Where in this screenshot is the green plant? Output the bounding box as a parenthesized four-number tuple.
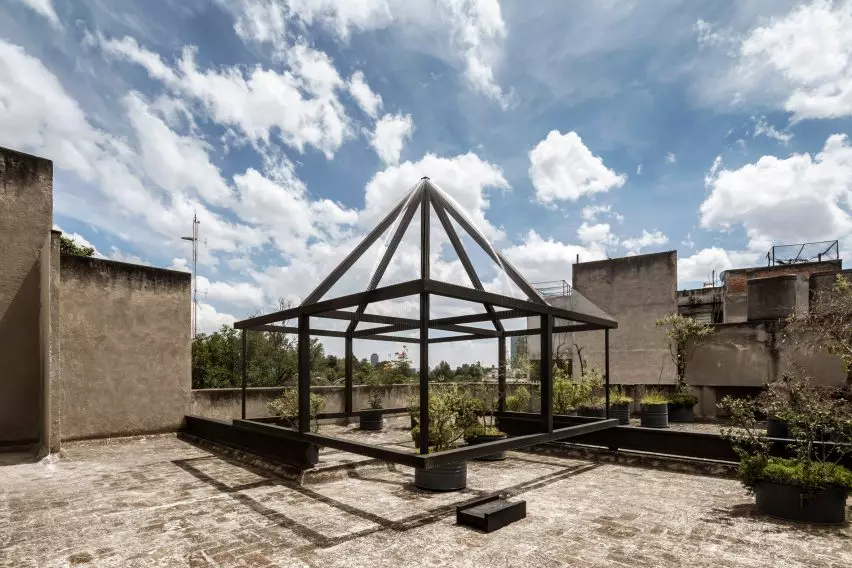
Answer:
(267, 388, 326, 432)
(576, 369, 604, 408)
(410, 385, 479, 452)
(641, 389, 670, 405)
(505, 386, 531, 412)
(553, 378, 579, 414)
(668, 388, 698, 409)
(655, 313, 714, 387)
(719, 373, 852, 493)
(609, 386, 633, 406)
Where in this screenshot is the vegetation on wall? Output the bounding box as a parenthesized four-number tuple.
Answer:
(60, 235, 94, 257)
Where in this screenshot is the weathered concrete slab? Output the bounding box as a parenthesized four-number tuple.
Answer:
(1, 432, 849, 567)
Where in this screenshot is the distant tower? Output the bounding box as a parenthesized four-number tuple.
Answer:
(181, 213, 200, 337)
(370, 353, 379, 366)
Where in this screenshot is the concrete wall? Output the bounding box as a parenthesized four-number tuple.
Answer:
(191, 383, 543, 421)
(722, 261, 841, 323)
(685, 321, 846, 389)
(747, 275, 808, 321)
(59, 256, 191, 440)
(569, 251, 678, 384)
(0, 148, 52, 446)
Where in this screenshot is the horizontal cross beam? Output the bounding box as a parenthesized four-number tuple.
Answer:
(247, 325, 419, 343)
(352, 321, 500, 339)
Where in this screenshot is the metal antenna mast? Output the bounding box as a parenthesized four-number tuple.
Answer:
(182, 213, 200, 337)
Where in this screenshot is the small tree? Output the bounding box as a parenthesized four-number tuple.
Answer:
(655, 313, 714, 387)
(60, 235, 94, 257)
(785, 274, 852, 385)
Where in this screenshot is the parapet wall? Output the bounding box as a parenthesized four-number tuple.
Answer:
(0, 148, 52, 446)
(59, 256, 191, 440)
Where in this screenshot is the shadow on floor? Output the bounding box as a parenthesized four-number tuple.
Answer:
(171, 447, 600, 549)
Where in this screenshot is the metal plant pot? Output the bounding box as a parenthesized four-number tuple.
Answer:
(415, 461, 467, 491)
(469, 433, 508, 461)
(578, 406, 606, 418)
(668, 404, 694, 423)
(640, 403, 669, 428)
(609, 403, 630, 425)
(755, 480, 847, 524)
(359, 410, 384, 431)
(766, 418, 788, 439)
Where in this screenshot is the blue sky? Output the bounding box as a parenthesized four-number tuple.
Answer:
(3, 0, 852, 364)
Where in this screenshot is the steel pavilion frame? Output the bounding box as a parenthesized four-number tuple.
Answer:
(233, 178, 619, 468)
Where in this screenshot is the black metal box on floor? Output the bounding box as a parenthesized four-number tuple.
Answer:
(456, 495, 527, 532)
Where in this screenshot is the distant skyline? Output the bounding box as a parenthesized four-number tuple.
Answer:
(3, 0, 852, 366)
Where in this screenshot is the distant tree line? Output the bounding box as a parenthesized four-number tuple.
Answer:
(192, 326, 496, 389)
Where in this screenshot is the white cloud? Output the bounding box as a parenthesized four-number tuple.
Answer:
(500, 229, 605, 283)
(170, 258, 190, 272)
(636, 164, 642, 175)
(752, 115, 792, 145)
(621, 230, 668, 253)
(106, 247, 153, 266)
(15, 0, 60, 28)
(581, 204, 610, 222)
(678, 247, 733, 285)
(348, 70, 382, 117)
(665, 152, 677, 164)
(229, 0, 510, 107)
(197, 275, 265, 308)
(724, 0, 852, 120)
(700, 134, 852, 250)
(197, 302, 236, 334)
(371, 113, 413, 165)
(97, 34, 352, 158)
(363, 152, 508, 239)
(55, 226, 100, 256)
(529, 130, 626, 205)
(577, 222, 618, 251)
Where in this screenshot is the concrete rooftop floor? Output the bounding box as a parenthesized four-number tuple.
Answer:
(1, 419, 850, 568)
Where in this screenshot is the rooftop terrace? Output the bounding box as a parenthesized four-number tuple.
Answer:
(2, 418, 849, 568)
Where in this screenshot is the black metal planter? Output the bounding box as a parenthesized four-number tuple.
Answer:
(609, 403, 630, 425)
(755, 480, 848, 524)
(415, 461, 468, 491)
(640, 403, 669, 428)
(578, 406, 606, 418)
(468, 433, 508, 461)
(766, 418, 788, 439)
(668, 404, 694, 423)
(359, 410, 384, 431)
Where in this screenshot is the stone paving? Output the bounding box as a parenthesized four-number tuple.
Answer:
(1, 423, 850, 568)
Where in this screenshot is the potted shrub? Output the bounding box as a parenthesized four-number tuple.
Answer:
(359, 385, 384, 431)
(577, 370, 606, 417)
(553, 367, 581, 416)
(413, 385, 471, 491)
(267, 388, 326, 432)
(640, 389, 669, 428)
(719, 374, 852, 524)
(668, 387, 699, 423)
(505, 385, 531, 412)
(655, 314, 714, 422)
(407, 394, 419, 429)
(608, 386, 632, 425)
(465, 385, 507, 461)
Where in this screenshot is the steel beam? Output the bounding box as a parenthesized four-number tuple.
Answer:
(345, 335, 353, 416)
(312, 310, 418, 327)
(430, 309, 526, 326)
(297, 315, 310, 433)
(498, 333, 506, 413)
(302, 184, 419, 305)
(234, 279, 424, 329)
(605, 329, 611, 420)
(419, 183, 430, 455)
(541, 314, 553, 433)
(429, 188, 503, 333)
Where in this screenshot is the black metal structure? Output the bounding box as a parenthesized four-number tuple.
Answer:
(230, 178, 618, 468)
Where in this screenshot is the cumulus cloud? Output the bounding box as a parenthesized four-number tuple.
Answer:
(500, 229, 605, 284)
(621, 230, 668, 254)
(700, 134, 852, 251)
(529, 130, 626, 205)
(348, 70, 383, 117)
(15, 0, 60, 28)
(371, 113, 414, 165)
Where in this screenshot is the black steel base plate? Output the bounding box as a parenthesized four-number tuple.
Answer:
(456, 495, 527, 532)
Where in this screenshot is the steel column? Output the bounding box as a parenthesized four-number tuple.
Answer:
(540, 314, 553, 433)
(345, 335, 353, 417)
(241, 330, 247, 420)
(298, 315, 310, 433)
(604, 328, 611, 420)
(498, 333, 506, 413)
(419, 182, 430, 455)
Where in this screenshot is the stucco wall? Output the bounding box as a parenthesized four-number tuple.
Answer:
(685, 322, 845, 388)
(0, 148, 52, 445)
(59, 256, 191, 440)
(569, 251, 678, 384)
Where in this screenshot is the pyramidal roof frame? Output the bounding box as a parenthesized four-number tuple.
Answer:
(232, 178, 618, 464)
